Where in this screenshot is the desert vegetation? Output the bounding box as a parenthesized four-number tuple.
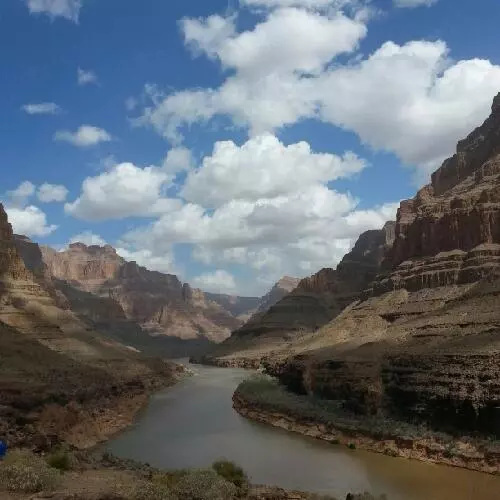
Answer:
(0, 448, 387, 500)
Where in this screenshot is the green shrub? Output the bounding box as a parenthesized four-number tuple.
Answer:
(0, 449, 61, 493)
(172, 469, 237, 500)
(133, 480, 176, 500)
(212, 459, 249, 491)
(348, 443, 356, 450)
(46, 446, 74, 471)
(152, 469, 189, 489)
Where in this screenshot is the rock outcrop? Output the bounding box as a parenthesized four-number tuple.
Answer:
(38, 243, 259, 343)
(263, 93, 500, 438)
(202, 222, 395, 363)
(0, 204, 177, 449)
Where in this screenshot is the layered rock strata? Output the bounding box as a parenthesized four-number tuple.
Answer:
(0, 204, 177, 448)
(263, 93, 500, 438)
(38, 243, 259, 343)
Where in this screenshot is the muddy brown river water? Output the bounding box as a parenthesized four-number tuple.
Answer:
(106, 364, 500, 499)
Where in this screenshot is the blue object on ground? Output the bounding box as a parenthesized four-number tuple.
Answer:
(0, 440, 7, 459)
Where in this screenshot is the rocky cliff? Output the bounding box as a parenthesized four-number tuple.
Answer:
(203, 222, 395, 363)
(264, 93, 500, 438)
(0, 204, 177, 449)
(38, 243, 259, 343)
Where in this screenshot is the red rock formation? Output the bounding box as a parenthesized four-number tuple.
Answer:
(38, 242, 259, 342)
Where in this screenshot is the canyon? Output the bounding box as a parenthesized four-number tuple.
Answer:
(204, 93, 500, 451)
(0, 204, 182, 450)
(11, 237, 301, 358)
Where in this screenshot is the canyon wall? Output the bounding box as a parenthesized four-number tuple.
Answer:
(265, 93, 500, 437)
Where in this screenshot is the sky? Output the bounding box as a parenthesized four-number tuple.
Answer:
(1, 0, 500, 296)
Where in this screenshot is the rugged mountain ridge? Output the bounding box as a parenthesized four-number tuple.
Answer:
(262, 93, 500, 437)
(0, 204, 177, 449)
(36, 242, 259, 343)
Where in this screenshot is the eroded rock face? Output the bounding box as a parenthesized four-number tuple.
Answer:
(268, 93, 500, 437)
(0, 207, 31, 282)
(38, 242, 258, 342)
(229, 222, 396, 341)
(0, 204, 176, 448)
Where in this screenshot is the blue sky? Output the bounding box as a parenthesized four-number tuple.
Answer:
(1, 0, 500, 295)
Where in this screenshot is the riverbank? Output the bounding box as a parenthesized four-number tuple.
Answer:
(190, 354, 262, 369)
(68, 362, 189, 450)
(233, 376, 500, 475)
(0, 448, 383, 500)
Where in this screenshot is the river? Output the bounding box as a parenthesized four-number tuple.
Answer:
(106, 364, 500, 500)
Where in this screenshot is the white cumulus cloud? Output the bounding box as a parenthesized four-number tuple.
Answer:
(115, 247, 176, 275)
(65, 162, 181, 221)
(22, 102, 62, 115)
(54, 125, 111, 147)
(182, 134, 366, 208)
(25, 0, 82, 22)
(37, 183, 68, 203)
(191, 269, 237, 294)
(69, 231, 107, 246)
(6, 205, 57, 237)
(141, 6, 500, 179)
(162, 147, 195, 175)
(6, 181, 36, 207)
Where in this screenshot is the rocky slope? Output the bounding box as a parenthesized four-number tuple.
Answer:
(238, 276, 300, 328)
(0, 204, 178, 449)
(262, 93, 500, 439)
(37, 242, 259, 343)
(201, 222, 395, 364)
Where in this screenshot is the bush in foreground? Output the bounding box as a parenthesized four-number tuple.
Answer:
(46, 446, 77, 471)
(133, 480, 177, 500)
(212, 459, 249, 491)
(0, 449, 61, 493)
(172, 469, 238, 499)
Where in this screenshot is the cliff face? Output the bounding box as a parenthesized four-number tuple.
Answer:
(266, 94, 500, 437)
(0, 204, 176, 449)
(38, 243, 258, 342)
(225, 223, 395, 344)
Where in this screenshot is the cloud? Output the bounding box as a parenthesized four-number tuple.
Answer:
(141, 7, 367, 141)
(162, 147, 195, 175)
(22, 102, 62, 115)
(6, 181, 36, 207)
(69, 231, 106, 246)
(78, 67, 98, 86)
(65, 162, 181, 221)
(393, 0, 438, 7)
(54, 125, 111, 147)
(25, 0, 82, 22)
(185, 8, 366, 76)
(182, 134, 366, 208)
(6, 205, 57, 237)
(120, 187, 400, 292)
(141, 5, 500, 178)
(37, 183, 68, 203)
(190, 269, 237, 294)
(145, 41, 500, 177)
(241, 0, 353, 9)
(115, 247, 176, 275)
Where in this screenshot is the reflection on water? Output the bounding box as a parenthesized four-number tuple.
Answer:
(106, 364, 500, 500)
